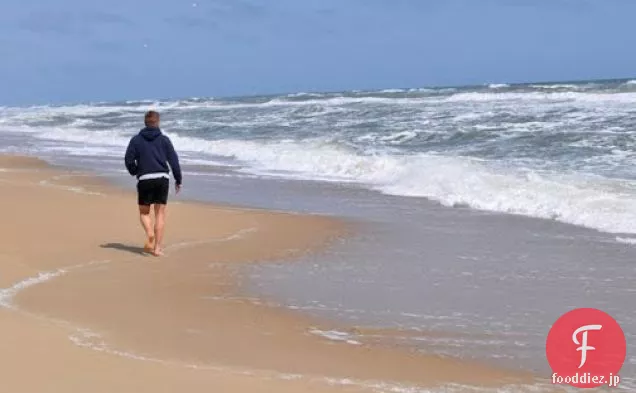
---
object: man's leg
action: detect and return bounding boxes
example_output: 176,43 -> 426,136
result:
139,204 -> 155,252
153,204 -> 166,256
137,179 -> 156,252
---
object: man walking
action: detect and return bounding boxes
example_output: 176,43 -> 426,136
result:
125,111 -> 182,256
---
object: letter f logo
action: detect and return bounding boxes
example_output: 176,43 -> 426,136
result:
573,324 -> 602,368
547,309 -> 626,389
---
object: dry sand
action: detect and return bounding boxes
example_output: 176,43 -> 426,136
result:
0,155 -> 552,392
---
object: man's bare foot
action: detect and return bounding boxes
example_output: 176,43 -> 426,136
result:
152,248 -> 164,257
144,236 -> 155,253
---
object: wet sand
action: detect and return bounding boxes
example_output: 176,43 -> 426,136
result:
0,155 -> 551,392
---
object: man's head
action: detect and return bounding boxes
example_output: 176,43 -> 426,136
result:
144,111 -> 160,128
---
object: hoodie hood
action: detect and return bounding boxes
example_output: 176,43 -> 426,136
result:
139,127 -> 162,141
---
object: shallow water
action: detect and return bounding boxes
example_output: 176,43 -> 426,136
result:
32,154 -> 636,390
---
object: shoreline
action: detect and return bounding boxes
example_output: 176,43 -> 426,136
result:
0,154 -> 557,392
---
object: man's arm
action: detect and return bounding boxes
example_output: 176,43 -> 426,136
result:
164,136 -> 182,186
124,138 -> 138,176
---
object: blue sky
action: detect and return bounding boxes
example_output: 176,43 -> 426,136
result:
1,0 -> 635,105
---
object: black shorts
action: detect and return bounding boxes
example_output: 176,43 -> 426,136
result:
137,177 -> 169,206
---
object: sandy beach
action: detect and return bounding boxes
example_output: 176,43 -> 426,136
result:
0,154 -> 552,393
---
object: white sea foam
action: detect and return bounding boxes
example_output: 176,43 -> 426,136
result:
155,136 -> 636,235
0,271 -> 65,308
38,174 -> 105,196
323,379 -> 553,393
616,237 -> 636,245
530,84 -> 580,89
2,90 -> 635,133
0,87 -> 633,126
445,91 -> 636,103
0,97 -> 429,129
36,126 -> 131,146
286,92 -> 324,98
488,83 -> 509,89
67,324 -> 553,393
71,330 -> 553,393
0,260 -> 110,308
379,130 -> 419,144
69,327 -> 160,362
309,329 -> 362,345
168,227 -> 258,251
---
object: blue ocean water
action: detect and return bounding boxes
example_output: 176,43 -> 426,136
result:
3,79 -> 636,235
1,79 -> 635,390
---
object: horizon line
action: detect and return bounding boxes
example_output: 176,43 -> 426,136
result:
2,75 -> 635,109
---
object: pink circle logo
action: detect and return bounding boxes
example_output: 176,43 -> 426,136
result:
546,308 -> 626,388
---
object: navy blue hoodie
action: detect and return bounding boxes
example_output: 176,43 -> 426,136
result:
124,127 -> 182,185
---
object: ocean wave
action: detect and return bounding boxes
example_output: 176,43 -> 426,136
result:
285,92 -> 326,98
379,88 -> 407,93
488,84 -> 509,89
529,84 -> 581,90
616,237 -> 636,245
154,135 -> 636,235
36,126 -> 131,146
379,130 -> 419,144
1,96 -> 426,115
309,329 -> 362,345
9,117 -> 636,236
445,91 -> 636,103
4,88 -> 636,122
